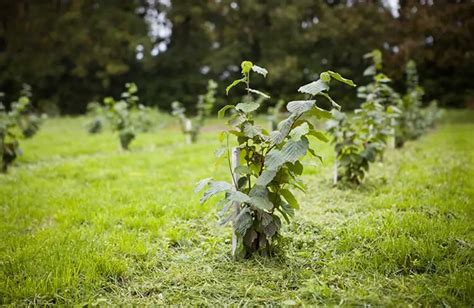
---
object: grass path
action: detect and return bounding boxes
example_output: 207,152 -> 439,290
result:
0,112 -> 473,305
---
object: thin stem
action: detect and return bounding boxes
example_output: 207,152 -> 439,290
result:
226,134 -> 238,190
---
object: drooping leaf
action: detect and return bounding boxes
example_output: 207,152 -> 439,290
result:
226,78 -> 246,95
298,80 -> 329,96
194,177 -> 212,193
235,208 -> 253,235
308,106 -> 332,119
200,181 -> 233,204
280,189 -> 299,209
251,65 -> 268,77
218,105 -> 235,119
248,88 -> 270,99
328,71 -> 356,87
308,129 -> 329,142
228,191 -> 251,203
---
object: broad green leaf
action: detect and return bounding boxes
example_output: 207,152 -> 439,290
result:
251,65 -> 268,77
308,129 -> 329,142
241,61 -> 253,74
235,208 -> 253,235
286,100 -> 315,115
243,122 -> 262,138
200,181 -> 233,204
250,196 -> 273,211
256,169 -> 277,186
281,189 -> 299,209
263,218 -> 280,237
308,106 -> 332,119
228,191 -> 251,203
226,78 -> 246,95
194,177 -> 212,193
290,122 -> 309,140
328,71 -> 356,87
218,105 -> 235,119
236,102 -> 260,113
265,138 -> 309,171
248,88 -> 270,99
234,165 -> 250,175
298,80 -> 329,96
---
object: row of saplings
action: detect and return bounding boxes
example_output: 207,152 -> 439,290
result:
0,51 -> 441,260
196,51 -> 441,259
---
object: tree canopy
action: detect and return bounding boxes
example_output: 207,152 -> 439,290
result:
0,0 -> 472,114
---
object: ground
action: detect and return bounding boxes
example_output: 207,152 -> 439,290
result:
0,111 -> 473,305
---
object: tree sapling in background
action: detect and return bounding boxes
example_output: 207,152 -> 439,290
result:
0,85 -> 44,172
172,80 -> 218,144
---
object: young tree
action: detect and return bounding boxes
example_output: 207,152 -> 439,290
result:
0,85 -> 43,172
172,80 -> 218,144
196,61 -> 354,258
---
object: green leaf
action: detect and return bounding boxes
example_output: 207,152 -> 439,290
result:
235,208 -> 253,236
250,196 -> 273,211
298,80 -> 329,96
256,169 -> 277,186
228,191 -> 251,203
248,88 -> 270,99
218,105 -> 235,119
200,181 -> 233,204
236,102 -> 260,113
226,78 -> 246,95
320,72 -> 331,82
251,65 -> 268,77
194,177 -> 212,193
234,165 -> 251,175
281,189 -> 299,209
328,71 -> 356,87
308,129 -> 329,142
286,100 -> 315,116
243,122 -> 262,138
290,122 -> 309,140
265,138 -> 309,171
241,61 -> 253,74
308,106 -> 332,119
363,65 -> 376,76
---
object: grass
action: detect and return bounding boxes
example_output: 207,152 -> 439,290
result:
0,110 -> 473,305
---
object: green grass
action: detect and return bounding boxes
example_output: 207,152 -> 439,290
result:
0,111 -> 473,305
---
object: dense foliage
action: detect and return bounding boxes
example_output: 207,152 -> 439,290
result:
0,1 -> 471,113
329,55 -> 442,185
171,80 -> 217,143
0,85 -> 42,172
197,61 -> 354,258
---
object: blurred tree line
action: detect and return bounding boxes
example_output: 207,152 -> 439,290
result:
0,0 -> 472,114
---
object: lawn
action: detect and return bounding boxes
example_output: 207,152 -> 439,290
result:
0,111 -> 473,305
